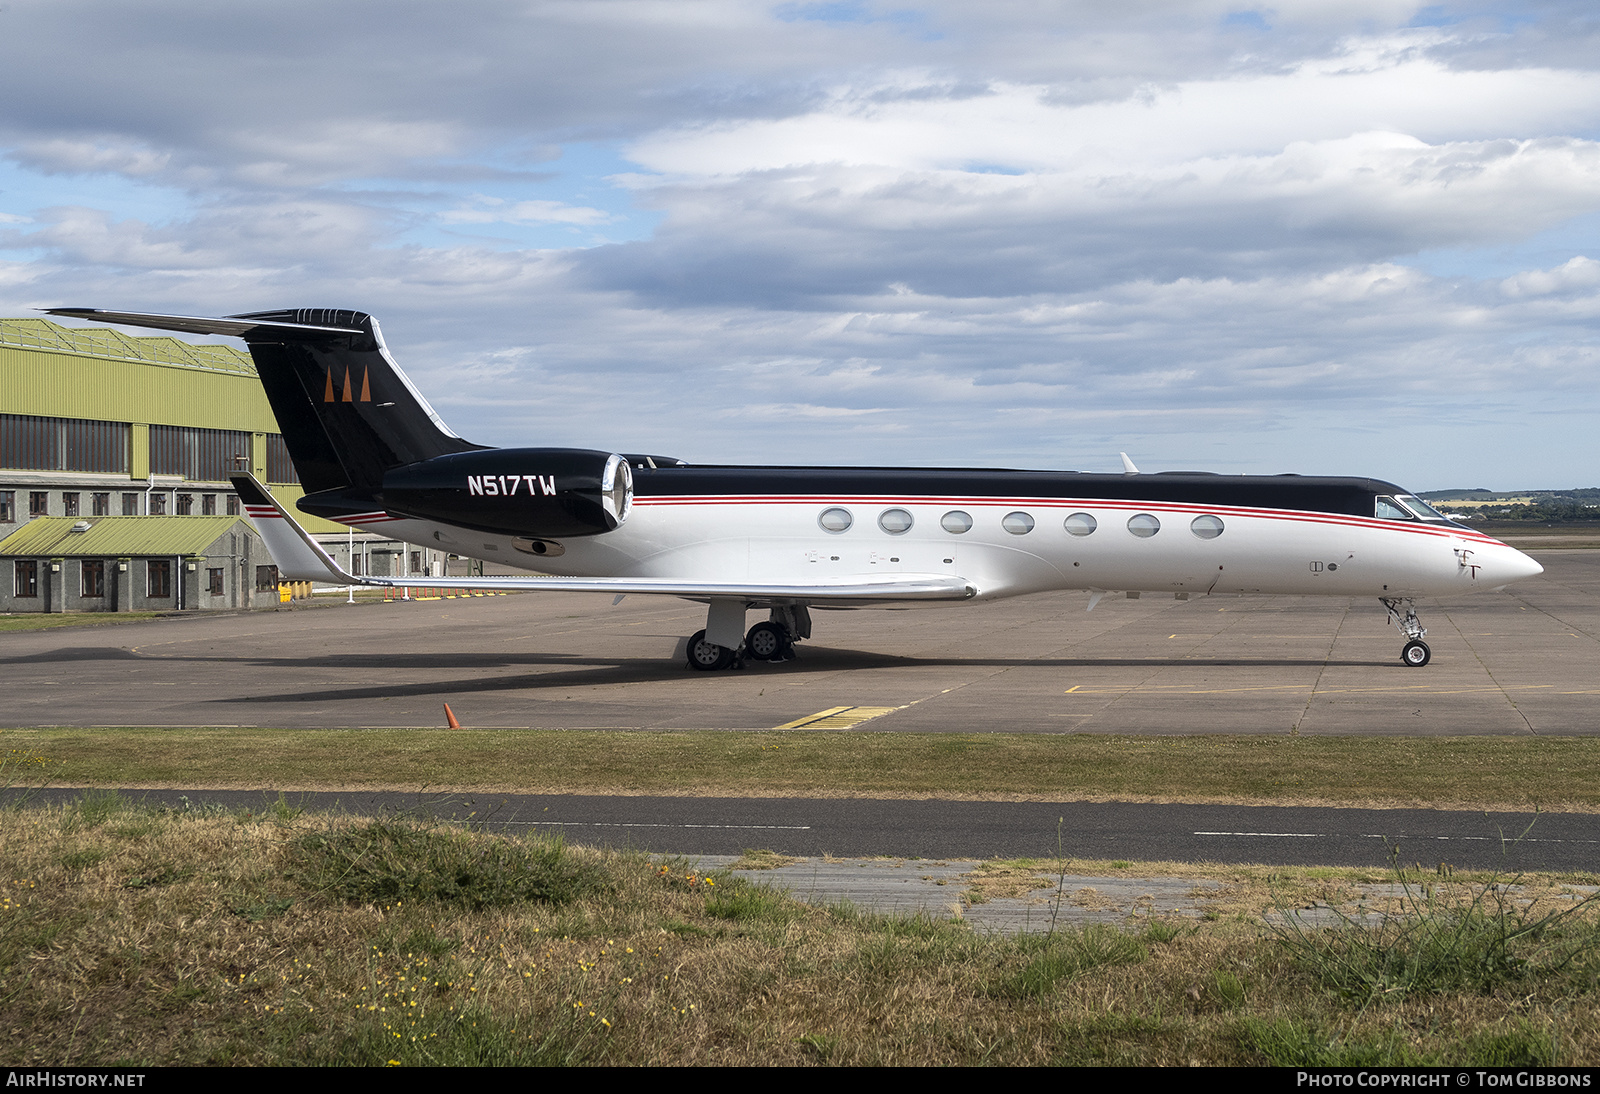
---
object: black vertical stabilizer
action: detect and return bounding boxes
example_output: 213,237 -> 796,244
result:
229,308 -> 485,493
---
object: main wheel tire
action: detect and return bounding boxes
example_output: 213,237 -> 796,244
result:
744,622 -> 791,662
687,630 -> 734,671
1401,640 -> 1431,668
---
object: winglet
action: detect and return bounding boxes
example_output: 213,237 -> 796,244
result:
1119,452 -> 1140,475
231,473 -> 354,584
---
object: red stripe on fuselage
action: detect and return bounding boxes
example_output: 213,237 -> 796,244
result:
630,495 -> 1504,545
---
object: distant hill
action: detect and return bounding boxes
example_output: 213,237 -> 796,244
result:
1417,487 -> 1600,523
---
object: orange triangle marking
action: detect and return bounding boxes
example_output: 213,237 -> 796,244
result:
342,369 -> 354,402
360,367 -> 371,401
324,369 -> 335,402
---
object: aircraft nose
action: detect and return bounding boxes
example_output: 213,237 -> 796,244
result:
1499,545 -> 1543,584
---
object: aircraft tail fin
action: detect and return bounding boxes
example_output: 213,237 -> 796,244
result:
46,307 -> 485,494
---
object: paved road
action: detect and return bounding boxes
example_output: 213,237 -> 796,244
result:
13,788 -> 1596,872
2,550 -> 1595,734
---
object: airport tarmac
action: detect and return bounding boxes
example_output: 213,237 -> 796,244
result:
2,549 -> 1596,734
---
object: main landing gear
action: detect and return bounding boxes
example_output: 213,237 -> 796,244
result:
1381,597 -> 1431,668
685,605 -> 809,672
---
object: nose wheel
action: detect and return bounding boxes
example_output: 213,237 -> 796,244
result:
1382,597 -> 1432,668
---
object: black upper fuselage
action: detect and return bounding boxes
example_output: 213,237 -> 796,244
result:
627,465 -> 1403,519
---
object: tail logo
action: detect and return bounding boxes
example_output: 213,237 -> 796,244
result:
323,366 -> 372,403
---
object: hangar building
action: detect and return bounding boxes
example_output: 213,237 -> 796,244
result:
0,317 -> 445,612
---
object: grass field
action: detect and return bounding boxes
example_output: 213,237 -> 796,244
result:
2,793 -> 1596,1066
0,611 -> 161,633
6,727 -> 1600,811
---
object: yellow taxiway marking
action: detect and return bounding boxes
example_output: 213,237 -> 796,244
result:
774,705 -> 905,730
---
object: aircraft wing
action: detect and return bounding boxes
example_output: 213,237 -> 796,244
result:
231,474 -> 976,603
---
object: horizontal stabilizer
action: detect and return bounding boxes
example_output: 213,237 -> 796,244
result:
232,473 -> 976,604
44,308 -> 362,339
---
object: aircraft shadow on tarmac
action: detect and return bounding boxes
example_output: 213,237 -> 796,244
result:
199,648 -> 1394,706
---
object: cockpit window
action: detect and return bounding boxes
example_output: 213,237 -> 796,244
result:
1395,495 -> 1450,522
1374,496 -> 1413,521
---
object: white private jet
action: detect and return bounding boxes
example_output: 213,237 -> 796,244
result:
48,307 -> 1544,670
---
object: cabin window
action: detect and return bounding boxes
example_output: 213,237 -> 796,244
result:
1002,511 -> 1035,535
818,507 -> 853,534
1374,496 -> 1412,521
940,510 -> 972,534
1127,513 -> 1160,538
1064,512 -> 1097,537
877,508 -> 913,535
1190,515 -> 1224,539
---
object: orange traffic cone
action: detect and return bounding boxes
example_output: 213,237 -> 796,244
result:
444,703 -> 461,729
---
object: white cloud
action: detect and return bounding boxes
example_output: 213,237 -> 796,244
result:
440,196 -> 615,227
3,2 -> 1600,488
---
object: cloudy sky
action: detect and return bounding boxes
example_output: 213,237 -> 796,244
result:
2,0 -> 1597,489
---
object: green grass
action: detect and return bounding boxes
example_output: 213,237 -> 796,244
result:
0,611 -> 161,632
8,727 -> 1600,811
4,795 -> 1598,1066
290,821 -> 610,910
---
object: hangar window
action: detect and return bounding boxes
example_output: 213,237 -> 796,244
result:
818,507 -> 854,534
1190,514 -> 1224,539
14,560 -> 37,598
1002,511 -> 1035,535
30,492 -> 48,517
202,494 -> 217,516
1127,513 -> 1160,538
122,493 -> 139,516
878,508 -> 914,535
92,493 -> 110,516
256,565 -> 279,591
147,560 -> 170,599
176,494 -> 193,516
208,568 -> 224,596
226,495 -> 240,516
63,493 -> 80,517
940,510 -> 973,534
1064,512 -> 1097,537
0,492 -> 12,523
81,560 -> 105,598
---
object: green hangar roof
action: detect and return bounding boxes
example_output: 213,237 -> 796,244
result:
0,318 -> 275,434
0,516 -> 253,558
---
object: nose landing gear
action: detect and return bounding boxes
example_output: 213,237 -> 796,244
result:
1381,597 -> 1431,667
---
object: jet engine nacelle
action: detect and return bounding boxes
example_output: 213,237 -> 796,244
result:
381,448 -> 633,539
